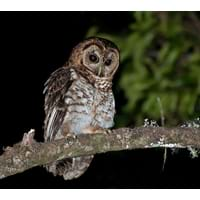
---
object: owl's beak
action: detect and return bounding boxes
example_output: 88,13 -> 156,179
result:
97,65 -> 104,77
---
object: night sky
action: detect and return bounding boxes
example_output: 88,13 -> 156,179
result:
0,12 -> 200,188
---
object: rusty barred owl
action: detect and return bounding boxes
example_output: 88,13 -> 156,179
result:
43,37 -> 119,180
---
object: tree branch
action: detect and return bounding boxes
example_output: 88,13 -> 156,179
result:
0,127 -> 200,179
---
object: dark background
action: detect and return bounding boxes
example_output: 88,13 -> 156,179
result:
0,12 -> 199,188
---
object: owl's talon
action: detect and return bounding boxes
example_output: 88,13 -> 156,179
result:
103,129 -> 112,135
72,134 -> 77,139
66,132 -> 75,137
91,128 -> 112,135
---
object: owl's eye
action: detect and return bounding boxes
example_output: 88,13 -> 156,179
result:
89,53 -> 99,63
105,59 -> 112,66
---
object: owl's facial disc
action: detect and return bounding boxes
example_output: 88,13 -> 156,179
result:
103,50 -> 119,77
82,44 -> 119,78
82,45 -> 103,75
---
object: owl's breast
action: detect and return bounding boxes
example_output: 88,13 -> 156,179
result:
91,89 -> 115,129
63,78 -> 115,134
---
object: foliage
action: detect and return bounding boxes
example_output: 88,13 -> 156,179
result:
86,12 -> 200,126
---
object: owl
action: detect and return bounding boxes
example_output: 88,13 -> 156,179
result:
43,37 -> 119,180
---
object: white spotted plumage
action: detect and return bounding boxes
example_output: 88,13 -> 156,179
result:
44,37 -> 119,180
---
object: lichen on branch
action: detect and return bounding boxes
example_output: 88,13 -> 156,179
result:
0,127 -> 200,179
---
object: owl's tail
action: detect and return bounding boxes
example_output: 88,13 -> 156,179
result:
45,155 -> 94,180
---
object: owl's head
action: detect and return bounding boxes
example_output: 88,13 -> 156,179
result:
68,37 -> 120,79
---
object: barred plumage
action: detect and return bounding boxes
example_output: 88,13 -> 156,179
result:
44,37 -> 119,180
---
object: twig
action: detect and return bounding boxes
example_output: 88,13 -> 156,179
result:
156,96 -> 167,170
157,97 -> 165,127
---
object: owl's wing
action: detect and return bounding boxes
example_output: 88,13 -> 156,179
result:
43,67 -> 75,141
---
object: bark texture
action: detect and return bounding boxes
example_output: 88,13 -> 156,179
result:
0,127 -> 200,179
